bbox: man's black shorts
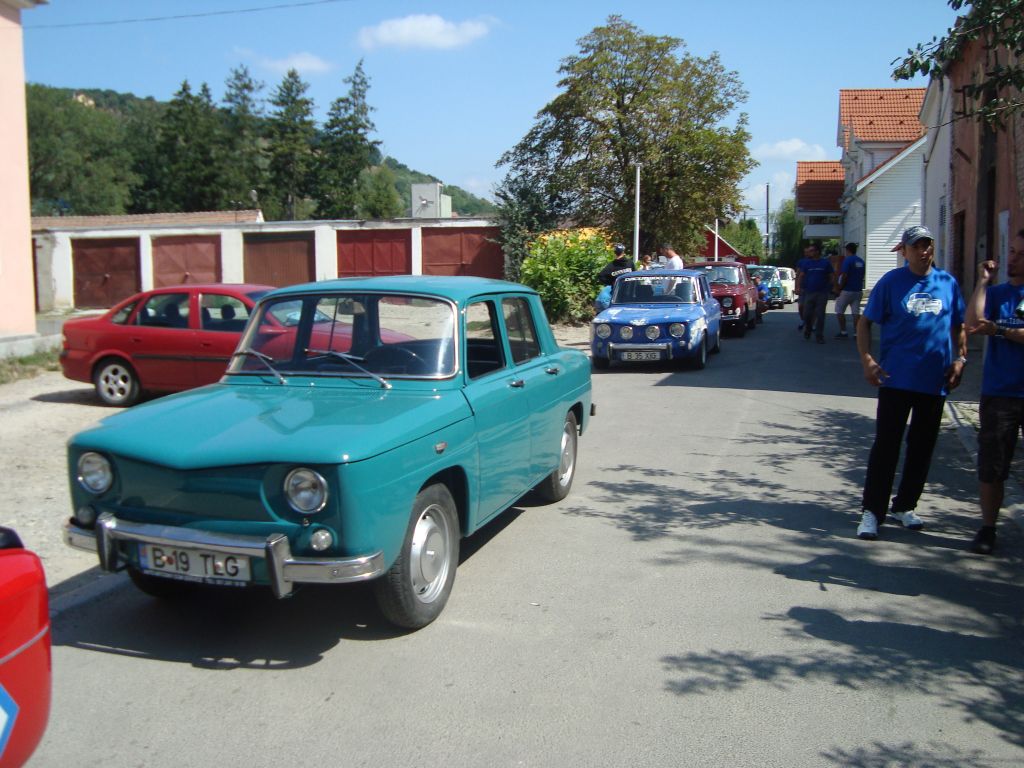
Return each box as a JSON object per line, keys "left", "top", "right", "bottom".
{"left": 978, "top": 395, "right": 1024, "bottom": 482}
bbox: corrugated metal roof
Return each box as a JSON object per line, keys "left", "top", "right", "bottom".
{"left": 838, "top": 88, "right": 926, "bottom": 148}
{"left": 31, "top": 210, "right": 264, "bottom": 230}
{"left": 796, "top": 161, "right": 844, "bottom": 212}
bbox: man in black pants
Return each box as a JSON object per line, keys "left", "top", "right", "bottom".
{"left": 855, "top": 226, "right": 967, "bottom": 540}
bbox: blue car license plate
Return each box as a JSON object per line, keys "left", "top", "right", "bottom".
{"left": 621, "top": 350, "right": 660, "bottom": 362}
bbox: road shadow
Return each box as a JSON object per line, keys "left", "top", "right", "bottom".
{"left": 32, "top": 387, "right": 101, "bottom": 406}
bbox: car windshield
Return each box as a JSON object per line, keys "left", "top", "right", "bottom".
{"left": 748, "top": 267, "right": 779, "bottom": 282}
{"left": 612, "top": 275, "right": 697, "bottom": 304}
{"left": 228, "top": 292, "right": 457, "bottom": 380}
{"left": 702, "top": 266, "right": 742, "bottom": 285}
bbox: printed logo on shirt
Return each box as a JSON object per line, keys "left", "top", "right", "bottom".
{"left": 906, "top": 292, "right": 943, "bottom": 316}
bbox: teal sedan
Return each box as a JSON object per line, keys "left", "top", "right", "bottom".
{"left": 64, "top": 277, "right": 593, "bottom": 628}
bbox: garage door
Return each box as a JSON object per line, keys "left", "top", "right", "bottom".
{"left": 337, "top": 230, "right": 411, "bottom": 277}
{"left": 243, "top": 234, "right": 315, "bottom": 286}
{"left": 422, "top": 227, "right": 503, "bottom": 279}
{"left": 153, "top": 235, "right": 222, "bottom": 287}
{"left": 72, "top": 238, "right": 141, "bottom": 309}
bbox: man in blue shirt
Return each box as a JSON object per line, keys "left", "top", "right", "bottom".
{"left": 963, "top": 227, "right": 1024, "bottom": 554}
{"left": 855, "top": 225, "right": 967, "bottom": 540}
{"left": 796, "top": 243, "right": 834, "bottom": 343}
{"left": 834, "top": 242, "right": 866, "bottom": 338}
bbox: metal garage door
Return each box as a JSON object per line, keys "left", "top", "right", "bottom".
{"left": 72, "top": 237, "right": 141, "bottom": 309}
{"left": 243, "top": 233, "right": 315, "bottom": 286}
{"left": 422, "top": 227, "right": 503, "bottom": 279}
{"left": 152, "top": 235, "right": 222, "bottom": 287}
{"left": 337, "top": 229, "right": 411, "bottom": 277}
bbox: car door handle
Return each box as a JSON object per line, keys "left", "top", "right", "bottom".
{"left": 508, "top": 379, "right": 525, "bottom": 388}
{"left": 545, "top": 367, "right": 560, "bottom": 375}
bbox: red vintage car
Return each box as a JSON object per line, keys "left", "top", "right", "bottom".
{"left": 60, "top": 284, "right": 274, "bottom": 406}
{"left": 0, "top": 528, "right": 50, "bottom": 768}
{"left": 690, "top": 261, "right": 761, "bottom": 336}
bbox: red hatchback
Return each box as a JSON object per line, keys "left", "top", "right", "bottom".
{"left": 60, "top": 284, "right": 274, "bottom": 406}
{"left": 690, "top": 261, "right": 760, "bottom": 336}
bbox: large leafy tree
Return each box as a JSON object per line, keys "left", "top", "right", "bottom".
{"left": 315, "top": 60, "right": 381, "bottom": 219}
{"left": 266, "top": 69, "right": 317, "bottom": 220}
{"left": 356, "top": 164, "right": 404, "bottom": 219}
{"left": 771, "top": 199, "right": 804, "bottom": 267}
{"left": 498, "top": 15, "right": 756, "bottom": 254}
{"left": 494, "top": 171, "right": 564, "bottom": 280}
{"left": 221, "top": 65, "right": 267, "bottom": 209}
{"left": 892, "top": 0, "right": 1023, "bottom": 126}
{"left": 721, "top": 218, "right": 765, "bottom": 260}
{"left": 26, "top": 85, "right": 138, "bottom": 215}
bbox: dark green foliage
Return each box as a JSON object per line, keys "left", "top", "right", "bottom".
{"left": 520, "top": 229, "right": 611, "bottom": 322}
{"left": 383, "top": 157, "right": 497, "bottom": 217}
{"left": 720, "top": 219, "right": 765, "bottom": 260}
{"left": 266, "top": 69, "right": 317, "bottom": 220}
{"left": 771, "top": 199, "right": 804, "bottom": 267}
{"left": 357, "top": 165, "right": 404, "bottom": 219}
{"left": 494, "top": 171, "right": 563, "bottom": 281}
{"left": 221, "top": 66, "right": 267, "bottom": 209}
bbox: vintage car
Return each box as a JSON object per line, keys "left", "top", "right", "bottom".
{"left": 777, "top": 267, "right": 797, "bottom": 303}
{"left": 747, "top": 266, "right": 786, "bottom": 309}
{"left": 64, "top": 277, "right": 593, "bottom": 629}
{"left": 0, "top": 527, "right": 50, "bottom": 768}
{"left": 590, "top": 270, "right": 722, "bottom": 370}
{"left": 690, "top": 261, "right": 760, "bottom": 336}
{"left": 60, "top": 283, "right": 275, "bottom": 407}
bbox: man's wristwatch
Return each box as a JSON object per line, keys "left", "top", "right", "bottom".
{"left": 955, "top": 355, "right": 968, "bottom": 365}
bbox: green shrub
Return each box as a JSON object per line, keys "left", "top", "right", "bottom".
{"left": 520, "top": 228, "right": 612, "bottom": 322}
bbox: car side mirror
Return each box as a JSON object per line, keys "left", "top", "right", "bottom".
{"left": 0, "top": 525, "right": 25, "bottom": 550}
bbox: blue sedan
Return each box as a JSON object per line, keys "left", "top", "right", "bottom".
{"left": 590, "top": 270, "right": 722, "bottom": 370}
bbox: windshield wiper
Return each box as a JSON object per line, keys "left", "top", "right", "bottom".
{"left": 230, "top": 349, "right": 286, "bottom": 384}
{"left": 305, "top": 349, "right": 391, "bottom": 390}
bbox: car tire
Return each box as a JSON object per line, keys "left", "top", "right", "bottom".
{"left": 94, "top": 358, "right": 141, "bottom": 407}
{"left": 128, "top": 568, "right": 194, "bottom": 599}
{"left": 591, "top": 355, "right": 610, "bottom": 370}
{"left": 734, "top": 318, "right": 746, "bottom": 337}
{"left": 374, "top": 484, "right": 460, "bottom": 629}
{"left": 746, "top": 306, "right": 757, "bottom": 329}
{"left": 534, "top": 410, "right": 579, "bottom": 503}
{"left": 710, "top": 328, "right": 722, "bottom": 354}
{"left": 692, "top": 335, "right": 708, "bottom": 370}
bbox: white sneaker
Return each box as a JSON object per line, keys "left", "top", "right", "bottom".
{"left": 857, "top": 511, "right": 878, "bottom": 540}
{"left": 891, "top": 510, "right": 924, "bottom": 530}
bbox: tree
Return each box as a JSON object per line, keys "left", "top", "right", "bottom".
{"left": 771, "top": 199, "right": 804, "bottom": 267}
{"left": 315, "top": 60, "right": 380, "bottom": 219}
{"left": 892, "top": 0, "right": 1024, "bottom": 126}
{"left": 26, "top": 85, "right": 138, "bottom": 215}
{"left": 720, "top": 219, "right": 765, "bottom": 261}
{"left": 266, "top": 69, "right": 317, "bottom": 220}
{"left": 222, "top": 65, "right": 267, "bottom": 209}
{"left": 356, "top": 164, "right": 404, "bottom": 219}
{"left": 520, "top": 229, "right": 611, "bottom": 321}
{"left": 498, "top": 15, "right": 756, "bottom": 255}
{"left": 494, "top": 171, "right": 564, "bottom": 281}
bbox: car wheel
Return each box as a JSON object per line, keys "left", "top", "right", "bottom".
{"left": 734, "top": 318, "right": 746, "bottom": 337}
{"left": 692, "top": 335, "right": 708, "bottom": 370}
{"left": 746, "top": 306, "right": 757, "bottom": 329}
{"left": 591, "top": 355, "right": 610, "bottom": 370}
{"left": 710, "top": 327, "right": 722, "bottom": 354}
{"left": 535, "top": 410, "right": 579, "bottom": 503}
{"left": 374, "top": 484, "right": 459, "bottom": 629}
{"left": 94, "top": 358, "right": 140, "bottom": 407}
{"left": 128, "top": 568, "right": 194, "bottom": 599}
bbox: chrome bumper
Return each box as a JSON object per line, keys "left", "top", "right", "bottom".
{"left": 64, "top": 512, "right": 385, "bottom": 598}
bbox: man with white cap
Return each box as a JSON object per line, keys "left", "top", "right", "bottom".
{"left": 855, "top": 225, "right": 967, "bottom": 540}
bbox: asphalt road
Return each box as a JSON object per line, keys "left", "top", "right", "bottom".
{"left": 16, "top": 305, "right": 1024, "bottom": 768}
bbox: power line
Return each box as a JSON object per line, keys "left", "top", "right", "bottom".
{"left": 25, "top": 0, "right": 353, "bottom": 30}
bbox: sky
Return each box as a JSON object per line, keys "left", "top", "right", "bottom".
{"left": 21, "top": 0, "right": 961, "bottom": 230}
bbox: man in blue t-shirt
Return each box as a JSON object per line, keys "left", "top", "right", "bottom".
{"left": 834, "top": 242, "right": 865, "bottom": 339}
{"left": 796, "top": 243, "right": 834, "bottom": 343}
{"left": 963, "top": 227, "right": 1024, "bottom": 554}
{"left": 855, "top": 225, "right": 967, "bottom": 540}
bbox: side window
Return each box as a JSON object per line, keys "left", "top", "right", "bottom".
{"left": 200, "top": 294, "right": 250, "bottom": 332}
{"left": 111, "top": 301, "right": 137, "bottom": 325}
{"left": 502, "top": 297, "right": 542, "bottom": 365}
{"left": 465, "top": 301, "right": 504, "bottom": 378}
{"left": 137, "top": 293, "right": 189, "bottom": 329}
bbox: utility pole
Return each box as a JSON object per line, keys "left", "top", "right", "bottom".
{"left": 765, "top": 184, "right": 771, "bottom": 259}
{"left": 632, "top": 163, "right": 641, "bottom": 261}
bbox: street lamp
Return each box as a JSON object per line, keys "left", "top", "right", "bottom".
{"left": 632, "top": 163, "right": 641, "bottom": 262}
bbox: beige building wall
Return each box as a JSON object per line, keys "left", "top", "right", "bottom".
{"left": 0, "top": 2, "right": 38, "bottom": 337}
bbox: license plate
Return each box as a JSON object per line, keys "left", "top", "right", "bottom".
{"left": 621, "top": 350, "right": 661, "bottom": 361}
{"left": 139, "top": 544, "right": 250, "bottom": 585}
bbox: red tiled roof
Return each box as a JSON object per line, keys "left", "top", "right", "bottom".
{"left": 838, "top": 88, "right": 925, "bottom": 148}
{"left": 796, "top": 161, "right": 844, "bottom": 212}
{"left": 31, "top": 210, "right": 264, "bottom": 230}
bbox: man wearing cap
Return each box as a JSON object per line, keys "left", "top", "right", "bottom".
{"left": 855, "top": 225, "right": 967, "bottom": 540}
{"left": 597, "top": 244, "right": 635, "bottom": 286}
{"left": 963, "top": 227, "right": 1024, "bottom": 554}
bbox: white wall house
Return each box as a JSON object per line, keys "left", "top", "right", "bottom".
{"left": 919, "top": 77, "right": 953, "bottom": 273}
{"left": 846, "top": 137, "right": 927, "bottom": 289}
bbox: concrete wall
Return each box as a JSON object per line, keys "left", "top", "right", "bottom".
{"left": 0, "top": 3, "right": 37, "bottom": 337}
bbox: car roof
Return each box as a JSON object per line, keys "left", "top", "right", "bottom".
{"left": 265, "top": 275, "right": 537, "bottom": 303}
{"left": 617, "top": 269, "right": 703, "bottom": 278}
{"left": 689, "top": 261, "right": 746, "bottom": 268}
{"left": 146, "top": 283, "right": 274, "bottom": 293}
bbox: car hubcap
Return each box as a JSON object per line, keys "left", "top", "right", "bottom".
{"left": 410, "top": 504, "right": 451, "bottom": 603}
{"left": 99, "top": 365, "right": 132, "bottom": 403}
{"left": 558, "top": 420, "right": 576, "bottom": 487}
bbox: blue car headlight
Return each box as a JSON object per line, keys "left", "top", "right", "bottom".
{"left": 594, "top": 323, "right": 611, "bottom": 339}
{"left": 645, "top": 325, "right": 659, "bottom": 340}
{"left": 620, "top": 326, "right": 634, "bottom": 340}
{"left": 669, "top": 323, "right": 685, "bottom": 338}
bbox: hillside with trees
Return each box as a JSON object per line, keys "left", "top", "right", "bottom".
{"left": 26, "top": 64, "right": 495, "bottom": 220}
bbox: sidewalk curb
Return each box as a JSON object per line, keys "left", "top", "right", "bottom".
{"left": 945, "top": 401, "right": 1024, "bottom": 534}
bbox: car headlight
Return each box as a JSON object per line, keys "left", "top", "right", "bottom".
{"left": 620, "top": 326, "right": 634, "bottom": 340}
{"left": 669, "top": 323, "right": 685, "bottom": 338}
{"left": 285, "top": 468, "right": 328, "bottom": 513}
{"left": 77, "top": 452, "right": 113, "bottom": 494}
{"left": 595, "top": 323, "right": 611, "bottom": 339}
{"left": 771, "top": 287, "right": 781, "bottom": 296}
{"left": 645, "top": 325, "right": 659, "bottom": 340}
{"left": 721, "top": 297, "right": 734, "bottom": 308}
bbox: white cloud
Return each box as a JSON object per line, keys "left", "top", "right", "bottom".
{"left": 753, "top": 138, "right": 827, "bottom": 161}
{"left": 234, "top": 47, "right": 333, "bottom": 76}
{"left": 358, "top": 14, "right": 494, "bottom": 51}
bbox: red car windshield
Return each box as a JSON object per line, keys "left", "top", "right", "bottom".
{"left": 703, "top": 266, "right": 741, "bottom": 285}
